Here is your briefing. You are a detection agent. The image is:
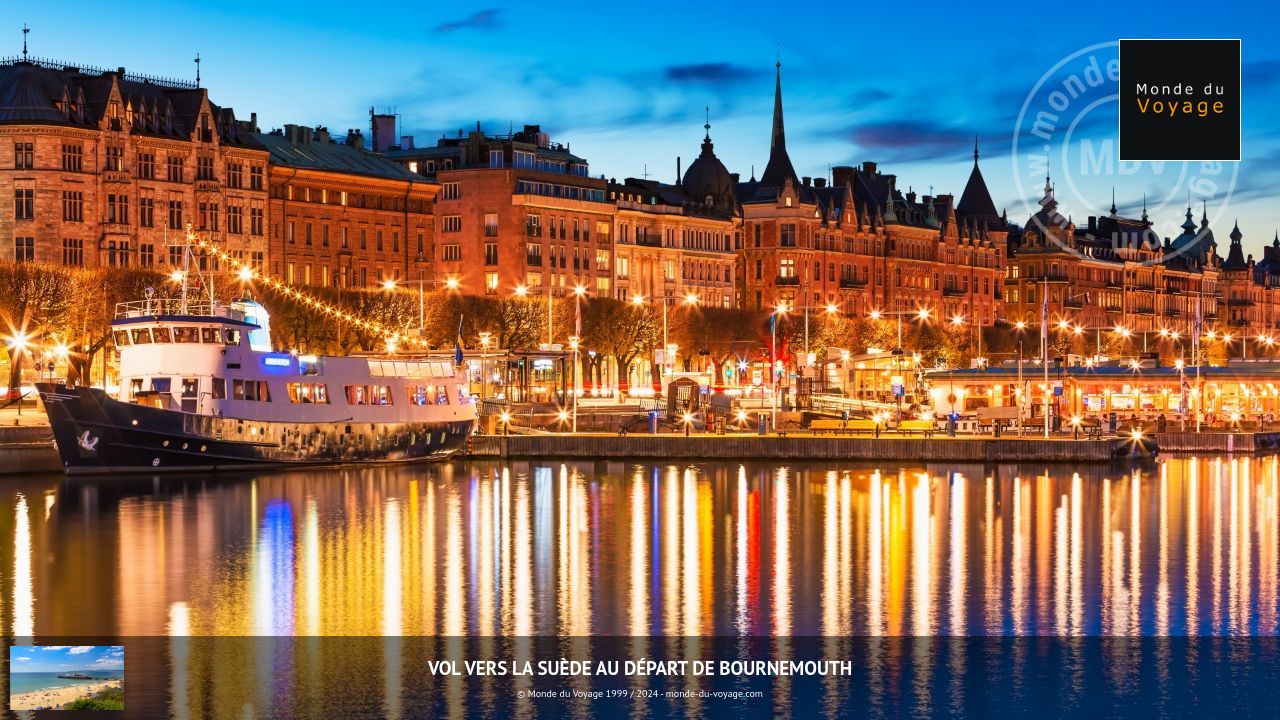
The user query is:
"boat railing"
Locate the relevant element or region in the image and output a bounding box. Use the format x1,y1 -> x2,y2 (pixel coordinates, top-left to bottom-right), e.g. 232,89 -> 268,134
115,298 -> 245,321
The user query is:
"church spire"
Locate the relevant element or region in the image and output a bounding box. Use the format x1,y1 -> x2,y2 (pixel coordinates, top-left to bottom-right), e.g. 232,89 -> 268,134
759,60 -> 799,188
957,136 -> 999,222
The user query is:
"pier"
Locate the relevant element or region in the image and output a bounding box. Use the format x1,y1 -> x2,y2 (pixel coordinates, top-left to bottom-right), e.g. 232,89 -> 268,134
466,434 -> 1141,463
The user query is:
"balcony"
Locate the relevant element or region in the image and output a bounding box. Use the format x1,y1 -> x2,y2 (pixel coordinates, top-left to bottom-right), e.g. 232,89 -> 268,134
196,180 -> 220,193
526,256 -> 542,267
526,225 -> 542,237
838,277 -> 866,289
636,236 -> 662,248
776,276 -> 800,286
942,287 -> 966,297
1164,308 -> 1181,317
103,170 -> 130,184
1228,298 -> 1254,307
1135,307 -> 1155,315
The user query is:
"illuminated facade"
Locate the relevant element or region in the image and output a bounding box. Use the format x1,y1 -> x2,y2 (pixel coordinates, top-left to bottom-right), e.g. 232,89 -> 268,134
0,57 -> 269,268
735,65 -> 1008,327
251,124 -> 438,289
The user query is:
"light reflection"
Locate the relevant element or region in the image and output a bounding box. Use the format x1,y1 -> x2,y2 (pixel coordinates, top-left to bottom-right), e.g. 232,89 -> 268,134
12,493 -> 32,640
15,456 -> 1280,658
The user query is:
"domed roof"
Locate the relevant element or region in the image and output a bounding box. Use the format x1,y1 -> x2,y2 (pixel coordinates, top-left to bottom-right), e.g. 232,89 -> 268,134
682,123 -> 735,210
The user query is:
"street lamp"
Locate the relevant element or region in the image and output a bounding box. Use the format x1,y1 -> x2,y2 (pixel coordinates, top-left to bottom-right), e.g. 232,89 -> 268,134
771,302 -> 789,419
478,331 -> 492,405
569,334 -> 580,433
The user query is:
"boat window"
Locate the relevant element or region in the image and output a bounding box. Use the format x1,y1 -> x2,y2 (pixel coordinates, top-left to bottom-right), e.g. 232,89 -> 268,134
201,327 -> 221,343
224,329 -> 241,346
113,330 -> 131,347
128,378 -> 143,399
152,377 -> 172,393
152,327 -> 173,343
457,386 -> 470,405
181,378 -> 199,398
299,356 -> 319,376
436,385 -> 449,405
345,384 -> 393,405
131,328 -> 153,344
287,382 -> 329,404
232,379 -> 271,402
212,378 -> 226,400
407,385 -> 430,406
174,327 -> 199,343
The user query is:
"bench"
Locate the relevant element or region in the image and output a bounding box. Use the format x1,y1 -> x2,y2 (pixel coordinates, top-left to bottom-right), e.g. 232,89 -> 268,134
897,420 -> 936,437
807,418 -> 880,435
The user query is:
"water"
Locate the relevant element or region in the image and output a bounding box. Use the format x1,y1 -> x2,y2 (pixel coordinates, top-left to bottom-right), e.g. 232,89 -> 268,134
3,456 -> 1280,718
8,672 -> 114,695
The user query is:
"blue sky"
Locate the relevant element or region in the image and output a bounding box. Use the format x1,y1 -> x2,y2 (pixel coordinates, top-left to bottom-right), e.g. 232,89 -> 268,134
13,1 -> 1280,254
8,646 -> 123,672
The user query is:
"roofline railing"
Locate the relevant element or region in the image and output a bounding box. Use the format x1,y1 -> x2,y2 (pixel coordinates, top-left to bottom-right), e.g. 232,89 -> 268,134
0,56 -> 198,90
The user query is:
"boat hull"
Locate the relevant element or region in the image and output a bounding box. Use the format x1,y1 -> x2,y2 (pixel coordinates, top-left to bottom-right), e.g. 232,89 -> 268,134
37,384 -> 474,475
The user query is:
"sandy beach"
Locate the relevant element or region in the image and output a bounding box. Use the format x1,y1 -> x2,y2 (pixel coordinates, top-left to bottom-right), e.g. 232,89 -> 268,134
9,678 -> 122,710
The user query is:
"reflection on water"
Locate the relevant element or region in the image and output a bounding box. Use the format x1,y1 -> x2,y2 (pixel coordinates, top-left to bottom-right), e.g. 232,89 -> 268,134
4,457 -> 1280,639
4,457 -> 1280,717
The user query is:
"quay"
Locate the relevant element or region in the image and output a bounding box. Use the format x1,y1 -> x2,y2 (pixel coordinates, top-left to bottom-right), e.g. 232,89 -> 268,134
466,433 -> 1144,463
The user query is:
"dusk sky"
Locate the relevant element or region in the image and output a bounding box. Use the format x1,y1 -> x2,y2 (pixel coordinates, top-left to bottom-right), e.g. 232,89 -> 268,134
14,1 -> 1280,253
9,645 -> 123,673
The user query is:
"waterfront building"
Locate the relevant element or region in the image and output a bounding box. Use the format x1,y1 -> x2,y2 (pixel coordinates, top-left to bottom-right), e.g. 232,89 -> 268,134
1005,182 -> 1223,346
734,64 -> 1008,329
384,124 -> 613,299
0,56 -> 268,269
608,115 -> 741,309
249,124 -> 437,290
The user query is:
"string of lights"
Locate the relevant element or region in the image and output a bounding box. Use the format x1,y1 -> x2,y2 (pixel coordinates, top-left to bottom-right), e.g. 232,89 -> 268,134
191,239 -> 430,351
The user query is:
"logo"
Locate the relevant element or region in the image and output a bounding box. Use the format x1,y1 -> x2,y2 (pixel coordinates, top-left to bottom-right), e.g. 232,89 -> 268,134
76,430 -> 99,453
1119,39 -> 1241,161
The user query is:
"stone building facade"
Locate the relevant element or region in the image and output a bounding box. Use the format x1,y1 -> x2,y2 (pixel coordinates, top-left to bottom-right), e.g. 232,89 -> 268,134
0,58 -> 269,270
251,124 -> 437,291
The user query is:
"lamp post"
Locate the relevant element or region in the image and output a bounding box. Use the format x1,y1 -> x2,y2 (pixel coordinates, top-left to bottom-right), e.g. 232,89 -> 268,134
570,285 -> 586,433
868,307 -> 931,355
569,335 -> 580,433
632,292 -> 696,394
478,331 -> 492,405
771,302 -> 788,418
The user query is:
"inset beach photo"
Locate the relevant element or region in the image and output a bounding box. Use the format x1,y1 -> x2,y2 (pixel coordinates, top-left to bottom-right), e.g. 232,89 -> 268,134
8,646 -> 124,711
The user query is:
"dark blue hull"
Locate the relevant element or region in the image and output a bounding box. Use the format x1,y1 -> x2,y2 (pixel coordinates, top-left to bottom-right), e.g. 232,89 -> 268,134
37,384 -> 473,475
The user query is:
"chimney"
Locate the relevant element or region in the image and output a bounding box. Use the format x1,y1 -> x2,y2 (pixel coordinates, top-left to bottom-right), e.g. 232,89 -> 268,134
730,173 -> 740,183
400,135 -> 414,150
117,66 -> 126,75
814,178 -> 827,188
802,176 -> 811,187
906,189 -> 917,204
250,112 -> 258,132
313,126 -> 330,143
863,161 -> 878,175
1088,216 -> 1097,233
283,123 -> 300,143
832,166 -> 854,188
371,112 -> 396,153
346,128 -> 364,148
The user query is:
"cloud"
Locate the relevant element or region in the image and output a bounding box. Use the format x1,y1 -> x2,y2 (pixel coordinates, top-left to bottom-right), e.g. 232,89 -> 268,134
849,88 -> 891,106
90,657 -> 123,669
40,646 -> 70,651
847,120 -> 985,162
435,9 -> 503,33
67,646 -> 95,655
1244,60 -> 1280,89
664,63 -> 762,85
16,657 -> 29,661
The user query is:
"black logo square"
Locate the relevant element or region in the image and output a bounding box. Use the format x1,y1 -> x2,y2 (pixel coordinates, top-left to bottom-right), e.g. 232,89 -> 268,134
1119,39 -> 1240,161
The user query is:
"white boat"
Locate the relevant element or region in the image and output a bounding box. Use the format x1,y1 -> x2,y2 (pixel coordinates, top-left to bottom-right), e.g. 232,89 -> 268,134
39,252 -> 474,474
